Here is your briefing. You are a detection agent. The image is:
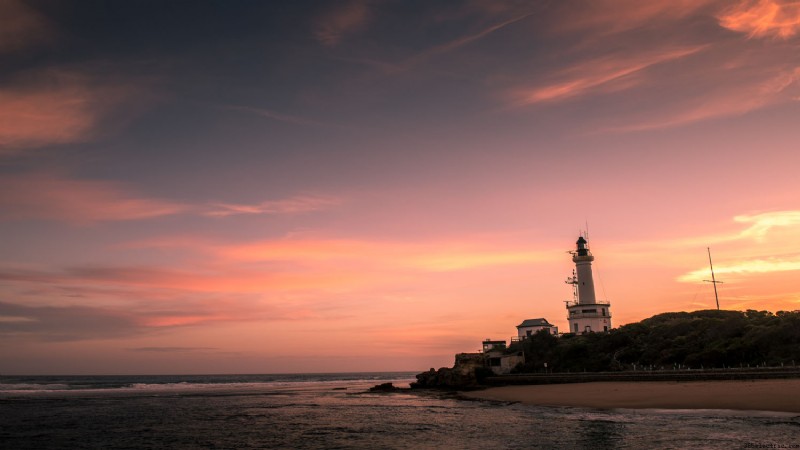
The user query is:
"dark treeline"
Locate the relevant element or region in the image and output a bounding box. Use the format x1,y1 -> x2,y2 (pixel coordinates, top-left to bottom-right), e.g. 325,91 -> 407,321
510,309 -> 800,373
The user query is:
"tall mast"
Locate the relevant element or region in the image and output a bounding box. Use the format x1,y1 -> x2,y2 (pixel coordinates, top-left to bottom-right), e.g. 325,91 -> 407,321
704,247 -> 722,310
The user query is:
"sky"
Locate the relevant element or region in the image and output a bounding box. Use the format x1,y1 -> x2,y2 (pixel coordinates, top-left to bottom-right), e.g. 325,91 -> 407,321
1,0 -> 800,375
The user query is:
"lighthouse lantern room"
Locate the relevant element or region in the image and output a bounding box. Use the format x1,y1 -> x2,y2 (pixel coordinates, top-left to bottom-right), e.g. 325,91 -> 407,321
565,236 -> 612,334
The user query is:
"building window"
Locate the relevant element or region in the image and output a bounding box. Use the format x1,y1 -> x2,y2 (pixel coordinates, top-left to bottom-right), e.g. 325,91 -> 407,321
604,326 -> 608,332
602,308 -> 606,316
574,323 -> 578,333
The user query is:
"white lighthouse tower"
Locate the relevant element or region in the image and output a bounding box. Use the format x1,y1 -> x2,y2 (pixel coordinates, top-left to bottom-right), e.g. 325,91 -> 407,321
565,236 -> 612,334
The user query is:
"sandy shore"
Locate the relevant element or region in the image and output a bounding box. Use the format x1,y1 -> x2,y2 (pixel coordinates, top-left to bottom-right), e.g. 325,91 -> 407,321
461,379 -> 800,413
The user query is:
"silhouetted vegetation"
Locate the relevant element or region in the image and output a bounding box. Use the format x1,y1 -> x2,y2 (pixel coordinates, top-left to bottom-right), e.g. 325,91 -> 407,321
508,310 -> 800,373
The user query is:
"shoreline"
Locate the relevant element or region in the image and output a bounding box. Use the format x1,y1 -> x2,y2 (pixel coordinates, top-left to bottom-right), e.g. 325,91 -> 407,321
460,379 -> 800,413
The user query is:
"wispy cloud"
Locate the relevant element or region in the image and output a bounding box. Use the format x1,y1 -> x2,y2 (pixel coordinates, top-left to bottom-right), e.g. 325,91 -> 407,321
718,0 -> 800,39
672,210 -> 800,282
127,347 -> 218,353
507,46 -> 705,105
0,173 -> 188,223
0,172 -> 345,224
735,210 -> 800,241
608,65 -> 800,132
313,0 -> 371,47
340,9 -> 535,73
205,195 -> 341,217
678,256 -> 800,282
401,12 -> 534,69
549,0 -> 716,35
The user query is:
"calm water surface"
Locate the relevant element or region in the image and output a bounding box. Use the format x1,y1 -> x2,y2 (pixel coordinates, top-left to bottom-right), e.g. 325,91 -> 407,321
1,373 -> 798,449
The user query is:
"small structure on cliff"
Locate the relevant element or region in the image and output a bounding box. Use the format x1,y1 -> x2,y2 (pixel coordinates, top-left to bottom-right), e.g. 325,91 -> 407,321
565,236 -> 612,334
516,318 -> 558,339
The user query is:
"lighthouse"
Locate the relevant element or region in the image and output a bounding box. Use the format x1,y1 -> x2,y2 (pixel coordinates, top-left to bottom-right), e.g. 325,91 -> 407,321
565,236 -> 612,334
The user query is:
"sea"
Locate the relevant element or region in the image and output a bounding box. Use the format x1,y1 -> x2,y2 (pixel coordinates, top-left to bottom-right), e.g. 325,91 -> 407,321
1,373 -> 798,449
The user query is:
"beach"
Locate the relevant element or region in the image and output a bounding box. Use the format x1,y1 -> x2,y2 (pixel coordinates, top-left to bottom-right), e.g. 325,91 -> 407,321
461,379 -> 800,413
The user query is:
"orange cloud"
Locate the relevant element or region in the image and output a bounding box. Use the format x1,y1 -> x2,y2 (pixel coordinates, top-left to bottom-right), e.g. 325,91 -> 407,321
0,173 -> 187,223
0,71 -> 140,153
0,0 -> 53,54
508,46 -> 705,105
314,0 -> 371,47
718,0 -> 800,39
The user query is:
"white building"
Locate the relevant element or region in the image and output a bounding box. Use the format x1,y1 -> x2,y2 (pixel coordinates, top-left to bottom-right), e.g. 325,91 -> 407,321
516,318 -> 558,338
565,236 -> 612,334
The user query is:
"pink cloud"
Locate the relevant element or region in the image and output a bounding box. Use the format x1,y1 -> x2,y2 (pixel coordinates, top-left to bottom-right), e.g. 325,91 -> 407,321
0,173 -> 188,223
0,71 -> 141,154
718,0 -> 800,39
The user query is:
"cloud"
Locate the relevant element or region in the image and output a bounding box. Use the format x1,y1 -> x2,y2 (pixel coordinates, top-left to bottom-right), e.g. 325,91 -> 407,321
494,1 -> 799,130
127,347 -> 218,352
0,300 -> 141,341
401,12 -> 533,69
0,173 -> 343,223
609,65 -> 800,131
313,0 -> 371,47
0,260 -> 365,342
672,210 -> 800,282
0,0 -> 53,54
507,46 -> 705,105
678,256 -> 800,283
205,195 -> 341,217
0,173 -> 188,223
0,70 -> 143,154
718,0 -> 800,39
735,210 -> 800,241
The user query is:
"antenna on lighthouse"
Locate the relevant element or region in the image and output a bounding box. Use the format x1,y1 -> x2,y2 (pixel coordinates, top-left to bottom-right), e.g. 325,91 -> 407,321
703,247 -> 723,310
585,220 -> 590,244
565,269 -> 578,303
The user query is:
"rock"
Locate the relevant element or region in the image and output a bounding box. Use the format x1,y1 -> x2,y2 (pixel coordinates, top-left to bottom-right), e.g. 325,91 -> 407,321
369,382 -> 399,392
